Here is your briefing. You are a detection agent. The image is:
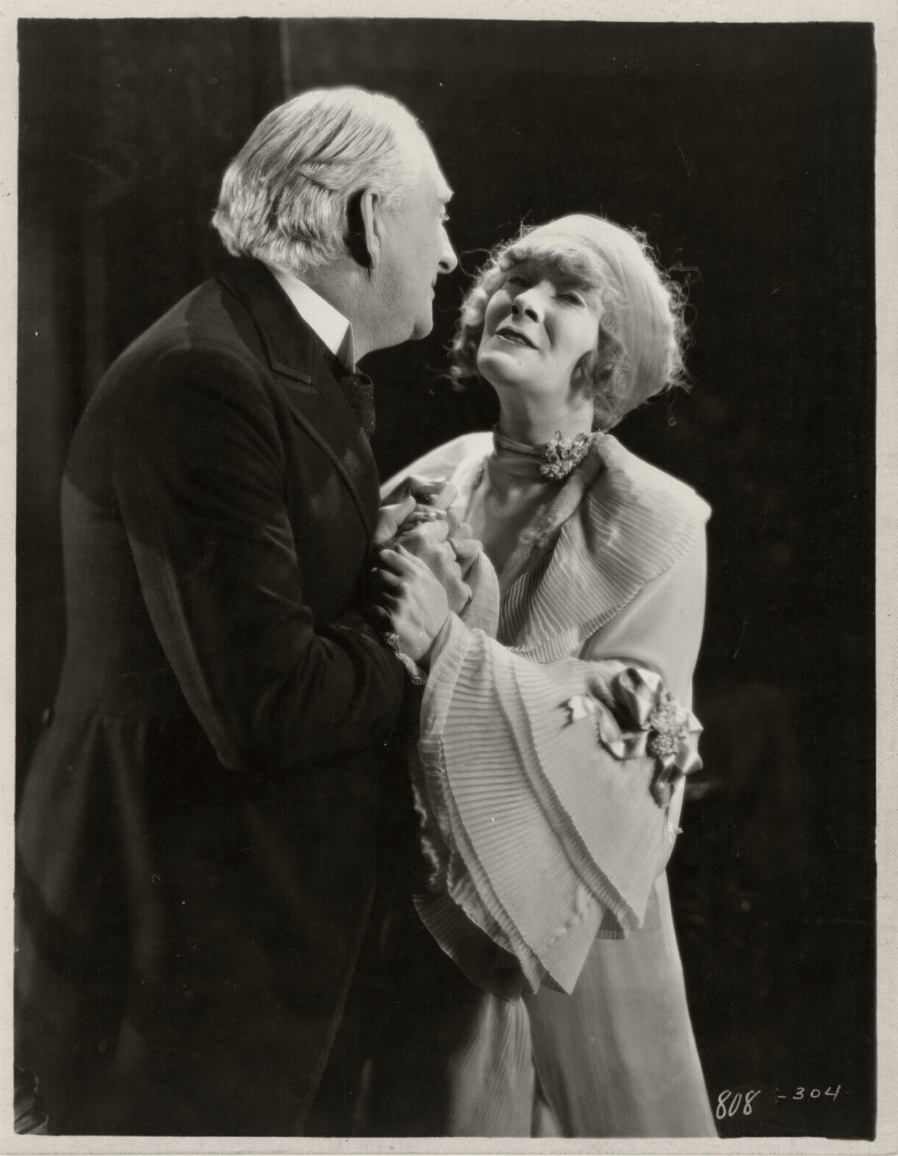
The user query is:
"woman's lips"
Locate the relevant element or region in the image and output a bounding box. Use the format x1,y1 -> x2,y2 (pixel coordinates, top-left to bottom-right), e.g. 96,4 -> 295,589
495,326 -> 536,348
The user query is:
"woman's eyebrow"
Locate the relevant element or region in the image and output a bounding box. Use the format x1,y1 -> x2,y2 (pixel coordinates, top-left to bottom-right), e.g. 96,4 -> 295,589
510,254 -> 593,287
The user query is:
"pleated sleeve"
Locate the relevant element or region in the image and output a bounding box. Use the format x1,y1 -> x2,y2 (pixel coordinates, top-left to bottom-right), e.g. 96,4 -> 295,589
410,606 -> 702,998
396,434 -> 710,1000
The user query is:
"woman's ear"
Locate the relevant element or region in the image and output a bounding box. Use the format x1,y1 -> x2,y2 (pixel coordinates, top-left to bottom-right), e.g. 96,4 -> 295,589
572,349 -> 599,393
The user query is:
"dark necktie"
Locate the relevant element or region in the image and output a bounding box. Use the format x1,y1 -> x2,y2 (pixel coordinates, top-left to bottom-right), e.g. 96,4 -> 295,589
336,367 -> 376,438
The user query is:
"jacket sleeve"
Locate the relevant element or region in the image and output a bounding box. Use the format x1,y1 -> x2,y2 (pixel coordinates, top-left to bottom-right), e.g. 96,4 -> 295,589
114,345 -> 406,773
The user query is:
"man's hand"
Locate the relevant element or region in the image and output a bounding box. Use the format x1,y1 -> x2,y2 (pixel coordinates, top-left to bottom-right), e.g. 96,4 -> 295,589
375,475 -> 451,548
376,493 -> 418,548
375,545 -> 451,666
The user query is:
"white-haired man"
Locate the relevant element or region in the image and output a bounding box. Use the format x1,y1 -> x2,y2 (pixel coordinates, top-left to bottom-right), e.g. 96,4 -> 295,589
16,87 -> 457,1136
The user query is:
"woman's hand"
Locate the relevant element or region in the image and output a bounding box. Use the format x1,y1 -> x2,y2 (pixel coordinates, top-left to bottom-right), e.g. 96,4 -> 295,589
396,515 -> 470,614
376,544 -> 451,665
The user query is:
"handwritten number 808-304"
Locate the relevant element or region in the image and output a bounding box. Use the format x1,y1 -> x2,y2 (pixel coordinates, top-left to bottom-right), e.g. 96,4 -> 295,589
716,1087 -> 842,1119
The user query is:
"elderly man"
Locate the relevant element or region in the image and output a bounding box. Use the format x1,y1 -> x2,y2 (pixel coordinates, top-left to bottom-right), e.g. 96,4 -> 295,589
16,87 -> 457,1135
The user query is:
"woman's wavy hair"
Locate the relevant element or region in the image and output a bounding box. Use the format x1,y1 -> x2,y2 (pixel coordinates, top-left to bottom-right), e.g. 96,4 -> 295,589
451,214 -> 691,430
212,87 -> 426,275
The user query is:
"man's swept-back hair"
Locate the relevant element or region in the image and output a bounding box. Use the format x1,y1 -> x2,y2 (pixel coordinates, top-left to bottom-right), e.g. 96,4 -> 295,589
452,214 -> 690,430
212,87 -> 426,275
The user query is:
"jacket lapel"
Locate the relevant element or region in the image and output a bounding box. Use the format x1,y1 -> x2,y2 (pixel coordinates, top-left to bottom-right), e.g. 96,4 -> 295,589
218,259 -> 380,540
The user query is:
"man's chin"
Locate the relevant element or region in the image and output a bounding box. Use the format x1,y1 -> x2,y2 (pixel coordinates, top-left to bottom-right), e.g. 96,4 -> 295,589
410,315 -> 434,341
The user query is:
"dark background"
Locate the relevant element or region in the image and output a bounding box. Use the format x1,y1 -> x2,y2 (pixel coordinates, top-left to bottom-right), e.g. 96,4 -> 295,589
17,18 -> 876,1139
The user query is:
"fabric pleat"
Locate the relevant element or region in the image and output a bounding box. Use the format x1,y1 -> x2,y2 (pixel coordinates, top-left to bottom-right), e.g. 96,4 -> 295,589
500,437 -> 710,660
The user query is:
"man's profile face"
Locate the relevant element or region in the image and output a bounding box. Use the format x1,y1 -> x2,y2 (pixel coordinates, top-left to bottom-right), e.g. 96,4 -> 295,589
377,135 -> 458,344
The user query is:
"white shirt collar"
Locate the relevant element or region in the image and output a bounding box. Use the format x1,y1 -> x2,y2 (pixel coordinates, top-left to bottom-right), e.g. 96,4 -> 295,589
264,263 -> 356,370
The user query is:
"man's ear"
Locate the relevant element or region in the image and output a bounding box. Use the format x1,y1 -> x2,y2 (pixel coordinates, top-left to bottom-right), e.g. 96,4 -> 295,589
345,188 -> 384,272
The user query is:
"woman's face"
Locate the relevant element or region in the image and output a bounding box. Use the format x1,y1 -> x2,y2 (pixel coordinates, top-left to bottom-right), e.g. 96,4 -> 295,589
476,257 -> 603,402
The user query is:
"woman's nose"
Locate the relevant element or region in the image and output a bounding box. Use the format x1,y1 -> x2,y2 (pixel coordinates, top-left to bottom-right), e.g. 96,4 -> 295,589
511,288 -> 543,322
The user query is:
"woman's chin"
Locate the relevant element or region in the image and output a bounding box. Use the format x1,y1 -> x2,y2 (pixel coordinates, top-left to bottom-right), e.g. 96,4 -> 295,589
476,350 -> 529,390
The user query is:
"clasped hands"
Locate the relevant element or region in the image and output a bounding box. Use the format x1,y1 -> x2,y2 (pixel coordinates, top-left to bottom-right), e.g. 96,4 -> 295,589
373,476 -> 476,665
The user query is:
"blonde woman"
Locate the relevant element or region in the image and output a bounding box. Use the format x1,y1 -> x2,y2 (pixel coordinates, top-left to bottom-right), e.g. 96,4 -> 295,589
362,214 -> 716,1138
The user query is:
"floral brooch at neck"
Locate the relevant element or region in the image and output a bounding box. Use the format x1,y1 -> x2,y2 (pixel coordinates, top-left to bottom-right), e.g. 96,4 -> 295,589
539,431 -> 592,480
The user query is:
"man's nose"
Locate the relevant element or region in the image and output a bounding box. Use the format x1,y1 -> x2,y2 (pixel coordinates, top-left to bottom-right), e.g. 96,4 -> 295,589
439,231 -> 458,275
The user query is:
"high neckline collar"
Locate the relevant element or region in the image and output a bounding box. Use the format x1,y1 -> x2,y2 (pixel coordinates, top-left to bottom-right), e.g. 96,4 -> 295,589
490,425 -> 599,482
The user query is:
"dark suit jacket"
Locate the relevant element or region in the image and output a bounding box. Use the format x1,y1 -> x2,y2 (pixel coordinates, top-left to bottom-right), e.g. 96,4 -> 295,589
15,259 -> 407,1135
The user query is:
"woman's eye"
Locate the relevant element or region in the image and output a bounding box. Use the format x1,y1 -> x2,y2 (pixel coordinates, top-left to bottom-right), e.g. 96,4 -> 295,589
506,274 -> 529,287
558,291 -> 584,305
